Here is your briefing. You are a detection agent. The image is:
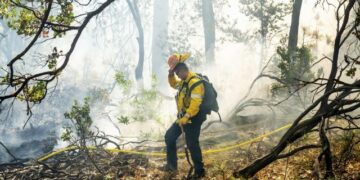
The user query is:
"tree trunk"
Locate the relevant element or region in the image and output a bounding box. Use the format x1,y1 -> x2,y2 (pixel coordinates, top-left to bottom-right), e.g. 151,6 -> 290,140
151,0 -> 169,89
126,0 -> 145,81
202,0 -> 215,63
318,117 -> 335,178
288,0 -> 303,60
287,0 -> 302,92
258,0 -> 266,72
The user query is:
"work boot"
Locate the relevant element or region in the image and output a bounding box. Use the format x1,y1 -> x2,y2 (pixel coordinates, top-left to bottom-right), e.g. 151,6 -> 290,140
192,168 -> 205,179
159,164 -> 177,173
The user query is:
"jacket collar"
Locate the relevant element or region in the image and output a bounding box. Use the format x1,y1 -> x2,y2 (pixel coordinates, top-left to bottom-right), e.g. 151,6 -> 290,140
184,71 -> 196,83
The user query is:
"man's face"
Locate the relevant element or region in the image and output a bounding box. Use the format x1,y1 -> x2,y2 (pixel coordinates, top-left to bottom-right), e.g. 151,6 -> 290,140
175,68 -> 188,80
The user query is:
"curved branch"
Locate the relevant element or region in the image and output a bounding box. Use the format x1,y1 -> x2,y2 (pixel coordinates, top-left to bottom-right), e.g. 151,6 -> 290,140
0,0 -> 116,103
7,0 -> 53,86
277,144 -> 321,159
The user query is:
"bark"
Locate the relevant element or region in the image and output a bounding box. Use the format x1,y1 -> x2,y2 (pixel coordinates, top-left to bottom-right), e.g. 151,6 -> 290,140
126,0 -> 145,81
202,0 -> 215,63
318,117 -> 335,178
287,0 -> 303,92
288,0 -> 303,60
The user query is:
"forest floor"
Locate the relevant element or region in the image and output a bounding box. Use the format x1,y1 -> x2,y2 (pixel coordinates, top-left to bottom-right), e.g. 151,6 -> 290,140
142,121 -> 360,180
1,119 -> 359,179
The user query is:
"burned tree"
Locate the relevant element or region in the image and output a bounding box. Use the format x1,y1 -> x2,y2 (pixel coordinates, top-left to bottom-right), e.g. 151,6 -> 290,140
126,0 -> 145,82
202,0 -> 216,63
288,0 -> 303,59
234,0 -> 360,178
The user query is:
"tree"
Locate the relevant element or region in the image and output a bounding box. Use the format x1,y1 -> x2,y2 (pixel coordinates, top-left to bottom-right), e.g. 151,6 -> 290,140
126,0 -> 145,83
288,0 -> 303,59
151,0 -> 169,89
63,98 -> 93,148
234,0 -> 359,178
202,0 -> 215,63
0,0 -> 115,117
272,0 -> 308,94
239,0 -> 290,72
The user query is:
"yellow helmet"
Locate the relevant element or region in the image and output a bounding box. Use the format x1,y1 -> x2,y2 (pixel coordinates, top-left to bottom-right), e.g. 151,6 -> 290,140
174,52 -> 191,63
167,53 -> 191,70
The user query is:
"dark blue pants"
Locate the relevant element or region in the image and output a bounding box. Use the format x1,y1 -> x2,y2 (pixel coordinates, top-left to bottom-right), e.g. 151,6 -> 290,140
164,112 -> 206,173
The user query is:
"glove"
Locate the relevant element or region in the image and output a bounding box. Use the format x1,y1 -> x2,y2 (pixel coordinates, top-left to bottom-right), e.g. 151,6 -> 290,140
177,116 -> 190,126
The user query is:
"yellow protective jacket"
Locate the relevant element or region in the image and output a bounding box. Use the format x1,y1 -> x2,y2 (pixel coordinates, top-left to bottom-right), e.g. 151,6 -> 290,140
168,71 -> 205,118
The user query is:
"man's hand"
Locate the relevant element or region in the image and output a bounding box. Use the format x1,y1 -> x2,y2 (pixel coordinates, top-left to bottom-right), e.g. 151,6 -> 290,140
177,116 -> 190,126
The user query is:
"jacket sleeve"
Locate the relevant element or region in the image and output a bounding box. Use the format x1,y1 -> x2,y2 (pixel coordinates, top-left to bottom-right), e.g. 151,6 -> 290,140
168,74 -> 180,89
186,79 -> 205,117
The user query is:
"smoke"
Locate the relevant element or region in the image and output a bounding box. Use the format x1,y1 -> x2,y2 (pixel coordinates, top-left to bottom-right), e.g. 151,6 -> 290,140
0,0 -> 341,162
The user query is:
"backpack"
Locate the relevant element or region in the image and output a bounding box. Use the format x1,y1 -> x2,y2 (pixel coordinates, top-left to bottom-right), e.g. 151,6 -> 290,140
185,73 -> 222,122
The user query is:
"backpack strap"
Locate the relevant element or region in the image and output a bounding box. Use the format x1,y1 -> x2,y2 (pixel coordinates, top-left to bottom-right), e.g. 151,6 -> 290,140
217,111 -> 222,122
185,74 -> 204,98
186,80 -> 203,97
179,75 -> 202,110
179,76 -> 197,92
179,75 -> 201,111
187,75 -> 198,84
